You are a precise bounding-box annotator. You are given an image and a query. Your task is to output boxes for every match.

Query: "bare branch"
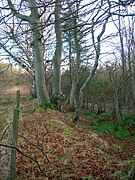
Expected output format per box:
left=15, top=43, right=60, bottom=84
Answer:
left=18, top=132, right=50, bottom=163
left=0, top=42, right=34, bottom=76
left=7, top=0, right=30, bottom=22
left=0, top=123, right=12, bottom=141
left=0, top=143, right=50, bottom=178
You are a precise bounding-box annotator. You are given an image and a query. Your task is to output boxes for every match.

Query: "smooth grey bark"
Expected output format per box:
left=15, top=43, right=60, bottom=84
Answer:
left=70, top=80, right=77, bottom=110
left=70, top=14, right=81, bottom=109
left=52, top=0, right=63, bottom=106
left=68, top=32, right=76, bottom=109
left=65, top=1, right=81, bottom=110
left=30, top=3, right=50, bottom=104
left=113, top=87, right=122, bottom=122
left=118, top=13, right=127, bottom=76
left=69, top=37, right=80, bottom=110
left=76, top=15, right=110, bottom=116
left=7, top=0, right=50, bottom=105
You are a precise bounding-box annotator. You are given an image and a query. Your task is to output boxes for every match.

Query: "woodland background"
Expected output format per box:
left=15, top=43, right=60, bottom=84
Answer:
left=0, top=0, right=135, bottom=179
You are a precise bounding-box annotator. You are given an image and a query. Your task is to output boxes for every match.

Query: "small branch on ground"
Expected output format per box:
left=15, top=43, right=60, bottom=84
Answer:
left=0, top=143, right=50, bottom=178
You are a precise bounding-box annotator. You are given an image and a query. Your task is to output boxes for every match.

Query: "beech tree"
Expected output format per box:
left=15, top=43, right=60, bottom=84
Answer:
left=51, top=0, right=63, bottom=107
left=62, top=0, right=93, bottom=111
left=74, top=0, right=135, bottom=116
left=0, top=0, right=134, bottom=112
left=63, top=0, right=82, bottom=110
left=6, top=0, right=50, bottom=105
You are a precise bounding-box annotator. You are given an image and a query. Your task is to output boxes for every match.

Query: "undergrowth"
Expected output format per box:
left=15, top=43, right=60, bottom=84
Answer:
left=34, top=103, right=55, bottom=112
left=86, top=111, right=135, bottom=142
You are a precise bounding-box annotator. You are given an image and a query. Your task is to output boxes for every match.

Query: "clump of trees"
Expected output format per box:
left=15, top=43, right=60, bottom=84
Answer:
left=0, top=0, right=134, bottom=115
left=0, top=1, right=135, bottom=178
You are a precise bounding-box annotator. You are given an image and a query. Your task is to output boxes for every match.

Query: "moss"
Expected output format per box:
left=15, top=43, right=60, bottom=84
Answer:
left=60, top=124, right=76, bottom=136
left=34, top=103, right=55, bottom=112
left=47, top=119, right=77, bottom=137
left=47, top=119, right=58, bottom=126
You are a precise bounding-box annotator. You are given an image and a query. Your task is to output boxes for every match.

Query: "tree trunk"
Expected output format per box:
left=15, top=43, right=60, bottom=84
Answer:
left=30, top=76, right=37, bottom=98
left=76, top=15, right=110, bottom=117
left=70, top=80, right=77, bottom=111
left=32, top=28, right=50, bottom=104
left=52, top=0, right=63, bottom=107
left=69, top=12, right=81, bottom=110
left=30, top=0, right=50, bottom=105
left=114, top=88, right=122, bottom=122
left=7, top=0, right=50, bottom=105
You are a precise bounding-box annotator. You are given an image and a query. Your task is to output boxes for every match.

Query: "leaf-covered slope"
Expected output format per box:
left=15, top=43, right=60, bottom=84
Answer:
left=16, top=100, right=126, bottom=179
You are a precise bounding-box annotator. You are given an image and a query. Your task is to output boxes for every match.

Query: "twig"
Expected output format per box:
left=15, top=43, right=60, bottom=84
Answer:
left=18, top=132, right=50, bottom=163
left=0, top=143, right=50, bottom=178
left=0, top=127, right=12, bottom=168
left=0, top=122, right=12, bottom=141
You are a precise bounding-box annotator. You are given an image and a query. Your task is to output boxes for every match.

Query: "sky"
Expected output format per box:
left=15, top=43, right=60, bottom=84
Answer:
left=0, top=0, right=135, bottom=67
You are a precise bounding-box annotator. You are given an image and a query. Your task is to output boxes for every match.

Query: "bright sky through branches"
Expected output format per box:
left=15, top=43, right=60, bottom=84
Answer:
left=0, top=0, right=135, bottom=66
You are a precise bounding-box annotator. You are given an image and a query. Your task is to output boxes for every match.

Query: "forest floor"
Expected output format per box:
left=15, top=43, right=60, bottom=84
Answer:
left=0, top=90, right=135, bottom=179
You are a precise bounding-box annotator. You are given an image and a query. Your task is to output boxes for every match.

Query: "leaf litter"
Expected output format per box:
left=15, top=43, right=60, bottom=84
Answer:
left=1, top=99, right=135, bottom=179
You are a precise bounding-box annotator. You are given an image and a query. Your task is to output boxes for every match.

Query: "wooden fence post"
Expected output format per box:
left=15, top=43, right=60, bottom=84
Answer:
left=9, top=90, right=20, bottom=180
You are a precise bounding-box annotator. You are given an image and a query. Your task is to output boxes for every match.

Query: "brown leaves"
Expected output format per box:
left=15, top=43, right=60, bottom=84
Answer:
left=14, top=100, right=134, bottom=179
